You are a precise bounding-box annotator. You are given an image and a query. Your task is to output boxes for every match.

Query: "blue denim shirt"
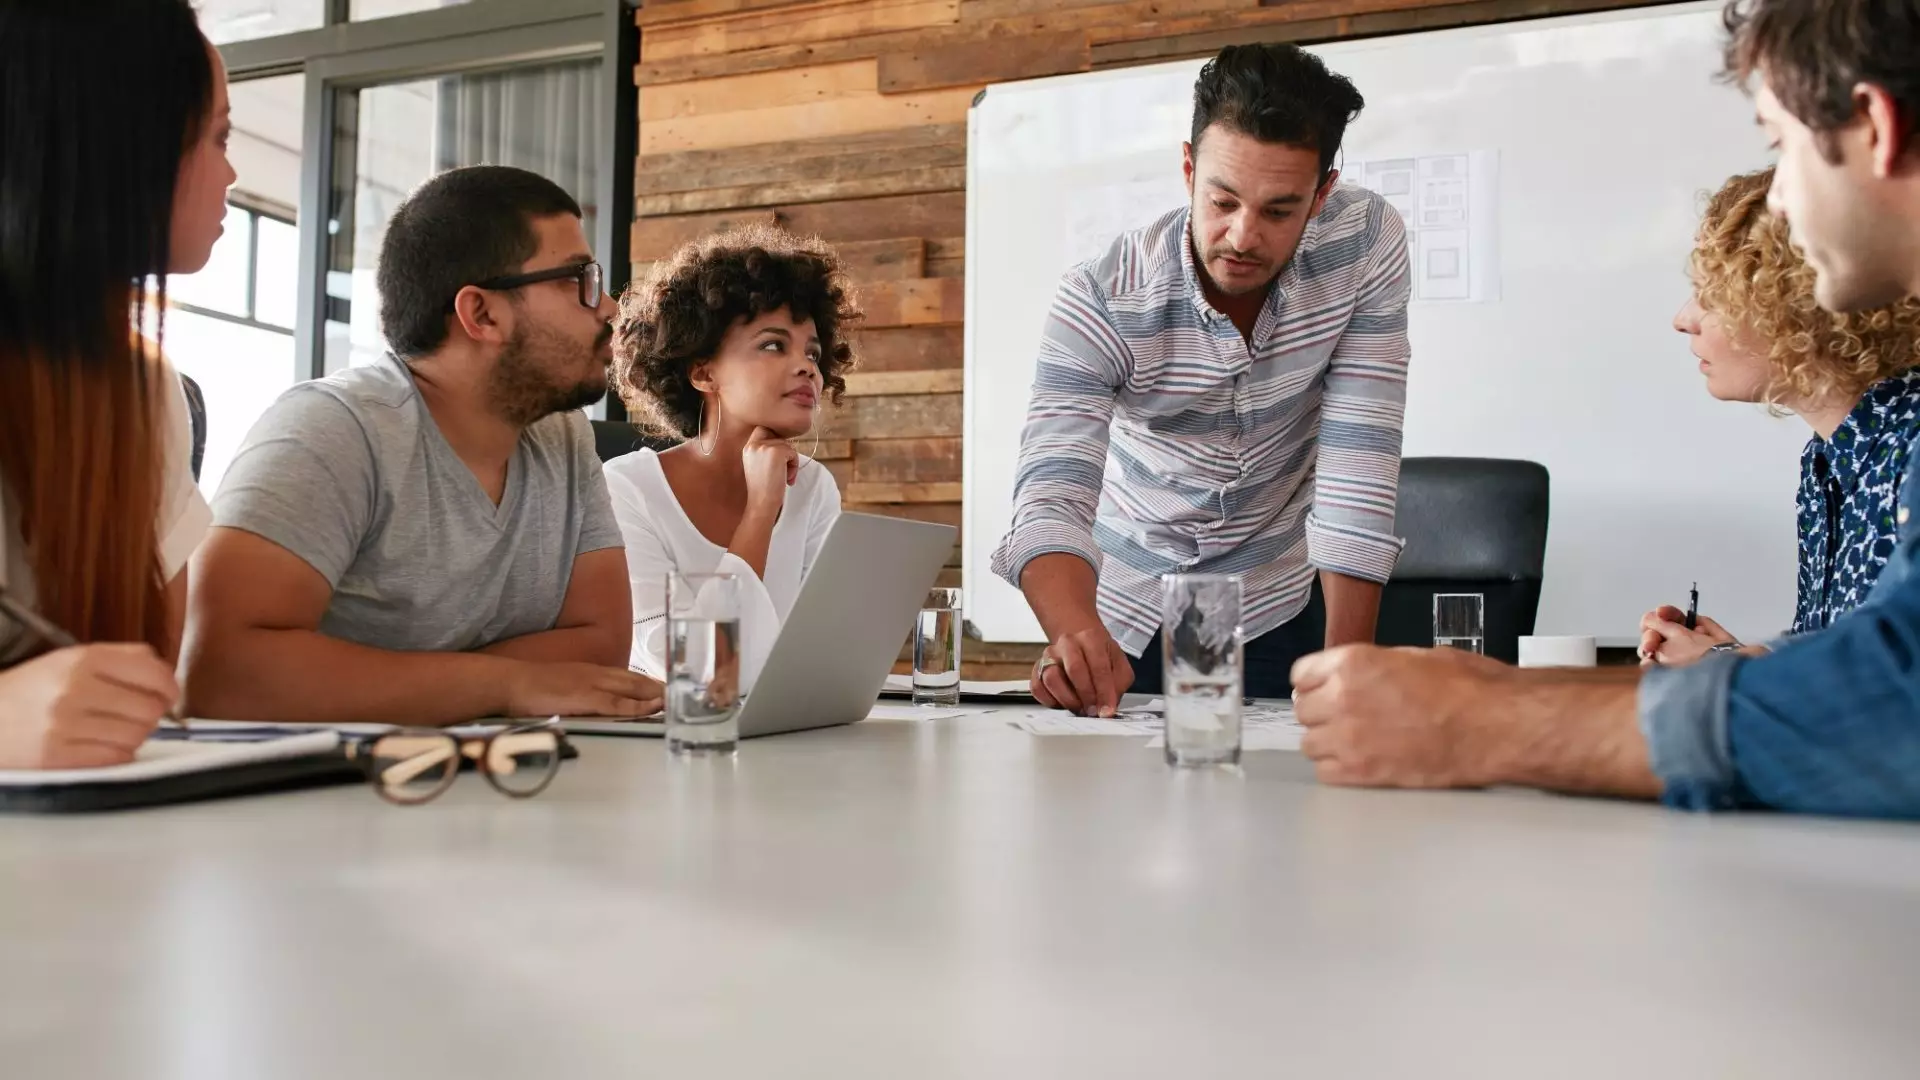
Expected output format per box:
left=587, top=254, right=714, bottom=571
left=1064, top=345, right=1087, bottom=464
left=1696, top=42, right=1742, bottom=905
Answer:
left=1639, top=436, right=1920, bottom=818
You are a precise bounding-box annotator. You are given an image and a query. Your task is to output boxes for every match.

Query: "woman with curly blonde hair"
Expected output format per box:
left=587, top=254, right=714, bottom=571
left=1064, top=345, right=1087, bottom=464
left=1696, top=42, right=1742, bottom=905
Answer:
left=604, top=225, right=861, bottom=690
left=1643, top=167, right=1920, bottom=665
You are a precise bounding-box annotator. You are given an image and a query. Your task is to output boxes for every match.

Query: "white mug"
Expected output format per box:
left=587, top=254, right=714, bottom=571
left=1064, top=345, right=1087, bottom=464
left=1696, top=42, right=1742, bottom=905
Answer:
left=1517, top=635, right=1598, bottom=668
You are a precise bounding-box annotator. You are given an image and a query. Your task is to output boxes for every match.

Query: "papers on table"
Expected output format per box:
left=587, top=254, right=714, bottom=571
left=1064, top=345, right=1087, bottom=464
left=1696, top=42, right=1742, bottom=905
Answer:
left=999, top=699, right=1303, bottom=752
left=881, top=674, right=1035, bottom=700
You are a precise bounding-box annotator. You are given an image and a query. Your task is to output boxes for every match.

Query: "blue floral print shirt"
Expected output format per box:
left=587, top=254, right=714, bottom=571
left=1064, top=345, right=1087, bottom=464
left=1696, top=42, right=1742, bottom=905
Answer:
left=1792, top=369, right=1920, bottom=634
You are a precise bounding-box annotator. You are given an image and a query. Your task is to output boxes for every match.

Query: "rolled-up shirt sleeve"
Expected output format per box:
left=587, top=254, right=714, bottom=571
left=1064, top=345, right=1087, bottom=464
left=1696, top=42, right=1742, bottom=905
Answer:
left=1639, top=555, right=1920, bottom=818
left=1305, top=204, right=1411, bottom=584
left=989, top=267, right=1128, bottom=588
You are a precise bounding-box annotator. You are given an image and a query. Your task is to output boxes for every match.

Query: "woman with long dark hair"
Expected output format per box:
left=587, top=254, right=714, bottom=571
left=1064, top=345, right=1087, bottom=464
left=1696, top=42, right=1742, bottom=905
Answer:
left=0, top=0, right=235, bottom=767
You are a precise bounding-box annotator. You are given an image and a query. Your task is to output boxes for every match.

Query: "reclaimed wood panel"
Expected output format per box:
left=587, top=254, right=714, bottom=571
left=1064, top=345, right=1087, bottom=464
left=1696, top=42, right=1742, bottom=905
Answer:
left=639, top=83, right=980, bottom=155
left=639, top=59, right=879, bottom=123
left=635, top=0, right=813, bottom=26
left=853, top=437, right=962, bottom=483
left=808, top=438, right=854, bottom=460
left=631, top=208, right=778, bottom=262
left=852, top=326, right=963, bottom=372
left=833, top=238, right=927, bottom=279
left=844, top=481, right=964, bottom=503
left=638, top=165, right=966, bottom=215
left=842, top=369, right=962, bottom=396
left=876, top=29, right=1091, bottom=93
left=818, top=393, right=961, bottom=440
left=858, top=277, right=964, bottom=327
left=637, top=124, right=964, bottom=197
left=634, top=0, right=1246, bottom=85
left=642, top=0, right=961, bottom=63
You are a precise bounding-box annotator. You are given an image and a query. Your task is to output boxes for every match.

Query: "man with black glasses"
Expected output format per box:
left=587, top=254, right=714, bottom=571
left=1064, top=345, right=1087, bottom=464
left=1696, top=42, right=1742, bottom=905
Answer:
left=183, top=165, right=663, bottom=725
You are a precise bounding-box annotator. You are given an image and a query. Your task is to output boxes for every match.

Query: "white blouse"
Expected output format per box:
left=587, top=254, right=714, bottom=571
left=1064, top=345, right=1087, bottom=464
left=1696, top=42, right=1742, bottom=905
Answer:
left=0, top=359, right=211, bottom=664
left=603, top=449, right=841, bottom=692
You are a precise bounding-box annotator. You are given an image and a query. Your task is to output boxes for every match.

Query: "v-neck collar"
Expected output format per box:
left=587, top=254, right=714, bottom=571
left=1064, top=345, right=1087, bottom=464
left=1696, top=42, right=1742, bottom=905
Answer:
left=389, top=354, right=523, bottom=528
left=645, top=450, right=788, bottom=552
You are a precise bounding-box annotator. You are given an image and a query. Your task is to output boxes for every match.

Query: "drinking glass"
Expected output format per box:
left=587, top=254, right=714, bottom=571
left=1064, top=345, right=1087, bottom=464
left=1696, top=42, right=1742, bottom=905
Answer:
left=1433, top=593, right=1486, bottom=654
left=666, top=572, right=742, bottom=757
left=1160, top=573, right=1244, bottom=767
left=913, top=587, right=963, bottom=706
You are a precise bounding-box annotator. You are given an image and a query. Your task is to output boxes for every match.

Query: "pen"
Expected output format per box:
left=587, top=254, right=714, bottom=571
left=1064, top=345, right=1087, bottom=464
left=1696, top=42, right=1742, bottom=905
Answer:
left=0, top=584, right=187, bottom=729
left=1685, top=582, right=1699, bottom=632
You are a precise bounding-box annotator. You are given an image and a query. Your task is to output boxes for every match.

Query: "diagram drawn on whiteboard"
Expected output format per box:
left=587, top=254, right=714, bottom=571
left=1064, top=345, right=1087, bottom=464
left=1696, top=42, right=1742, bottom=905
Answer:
left=1350, top=151, right=1500, bottom=303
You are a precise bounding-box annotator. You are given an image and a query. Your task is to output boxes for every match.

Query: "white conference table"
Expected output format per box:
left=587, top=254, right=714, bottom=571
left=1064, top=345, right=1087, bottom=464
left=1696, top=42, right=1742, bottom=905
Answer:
left=4, top=710, right=1919, bottom=1078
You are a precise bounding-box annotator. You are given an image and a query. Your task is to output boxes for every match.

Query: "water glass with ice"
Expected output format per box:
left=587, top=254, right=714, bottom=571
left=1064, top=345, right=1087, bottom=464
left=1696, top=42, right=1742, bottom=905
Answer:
left=1160, top=573, right=1244, bottom=768
left=666, top=572, right=742, bottom=757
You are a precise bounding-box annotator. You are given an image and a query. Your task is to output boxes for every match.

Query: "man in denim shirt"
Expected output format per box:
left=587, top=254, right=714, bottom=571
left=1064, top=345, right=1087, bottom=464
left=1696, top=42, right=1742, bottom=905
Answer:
left=1288, top=0, right=1920, bottom=819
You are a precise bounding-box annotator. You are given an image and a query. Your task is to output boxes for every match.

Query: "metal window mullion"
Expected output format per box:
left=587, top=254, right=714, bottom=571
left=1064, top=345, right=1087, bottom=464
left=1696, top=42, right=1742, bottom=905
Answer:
left=244, top=208, right=261, bottom=322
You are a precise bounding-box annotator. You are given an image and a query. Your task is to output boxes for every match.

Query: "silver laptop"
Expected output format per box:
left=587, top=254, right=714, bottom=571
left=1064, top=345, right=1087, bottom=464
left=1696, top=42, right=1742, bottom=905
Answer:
left=564, top=511, right=955, bottom=738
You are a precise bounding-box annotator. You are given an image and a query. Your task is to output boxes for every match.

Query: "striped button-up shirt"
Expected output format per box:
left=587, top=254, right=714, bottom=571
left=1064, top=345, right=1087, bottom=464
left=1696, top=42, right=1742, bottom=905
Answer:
left=990, top=188, right=1412, bottom=654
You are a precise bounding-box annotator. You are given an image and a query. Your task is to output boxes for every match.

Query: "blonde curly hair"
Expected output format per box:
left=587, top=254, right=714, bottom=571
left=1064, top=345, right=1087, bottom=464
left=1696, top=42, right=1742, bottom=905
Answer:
left=1693, top=168, right=1920, bottom=410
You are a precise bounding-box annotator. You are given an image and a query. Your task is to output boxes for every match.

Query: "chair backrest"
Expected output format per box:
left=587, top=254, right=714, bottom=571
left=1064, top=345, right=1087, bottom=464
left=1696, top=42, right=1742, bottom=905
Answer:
left=590, top=419, right=675, bottom=463
left=1378, top=457, right=1550, bottom=663
left=179, top=372, right=207, bottom=482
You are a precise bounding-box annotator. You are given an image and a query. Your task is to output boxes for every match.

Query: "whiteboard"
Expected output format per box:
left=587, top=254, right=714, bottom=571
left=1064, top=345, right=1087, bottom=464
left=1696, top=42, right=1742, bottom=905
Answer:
left=963, top=2, right=1803, bottom=646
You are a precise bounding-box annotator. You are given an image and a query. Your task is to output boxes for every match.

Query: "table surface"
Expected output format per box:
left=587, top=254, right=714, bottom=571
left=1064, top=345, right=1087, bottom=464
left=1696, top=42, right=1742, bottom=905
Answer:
left=5, top=712, right=1919, bottom=1079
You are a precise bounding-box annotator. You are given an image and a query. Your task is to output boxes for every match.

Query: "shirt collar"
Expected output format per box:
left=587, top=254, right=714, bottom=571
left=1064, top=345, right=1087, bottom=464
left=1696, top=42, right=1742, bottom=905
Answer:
left=1816, top=368, right=1920, bottom=488
left=1176, top=206, right=1302, bottom=336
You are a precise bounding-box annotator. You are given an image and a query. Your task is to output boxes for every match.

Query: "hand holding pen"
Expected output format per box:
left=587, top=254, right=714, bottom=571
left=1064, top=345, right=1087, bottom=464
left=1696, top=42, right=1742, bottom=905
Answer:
left=0, top=584, right=185, bottom=770
left=1638, top=583, right=1737, bottom=666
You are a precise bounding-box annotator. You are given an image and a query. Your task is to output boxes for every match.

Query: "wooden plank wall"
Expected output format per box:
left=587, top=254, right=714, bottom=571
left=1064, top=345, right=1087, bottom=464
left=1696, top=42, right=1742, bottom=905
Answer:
left=631, top=0, right=1670, bottom=679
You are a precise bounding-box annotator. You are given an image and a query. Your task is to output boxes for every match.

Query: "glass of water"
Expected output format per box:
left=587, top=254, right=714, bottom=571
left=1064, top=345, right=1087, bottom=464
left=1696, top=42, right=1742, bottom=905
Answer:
left=1160, top=573, right=1244, bottom=768
left=1433, top=593, right=1486, bottom=654
left=666, top=572, right=742, bottom=757
left=913, top=587, right=963, bottom=706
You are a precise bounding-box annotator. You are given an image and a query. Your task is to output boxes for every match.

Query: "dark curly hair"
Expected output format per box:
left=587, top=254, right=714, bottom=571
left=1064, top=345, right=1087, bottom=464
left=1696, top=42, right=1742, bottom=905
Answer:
left=614, top=225, right=860, bottom=439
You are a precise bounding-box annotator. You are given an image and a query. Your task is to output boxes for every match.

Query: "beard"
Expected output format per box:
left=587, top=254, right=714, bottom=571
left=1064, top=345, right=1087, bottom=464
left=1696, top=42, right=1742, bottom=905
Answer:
left=488, top=319, right=610, bottom=427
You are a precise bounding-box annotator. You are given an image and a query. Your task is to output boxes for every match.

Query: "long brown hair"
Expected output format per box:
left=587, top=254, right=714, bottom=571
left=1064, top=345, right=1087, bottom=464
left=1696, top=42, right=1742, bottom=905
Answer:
left=0, top=1, right=214, bottom=649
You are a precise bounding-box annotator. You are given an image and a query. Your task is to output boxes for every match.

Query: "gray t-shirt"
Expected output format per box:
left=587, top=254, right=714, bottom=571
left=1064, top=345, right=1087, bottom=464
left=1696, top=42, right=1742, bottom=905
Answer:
left=211, top=356, right=623, bottom=652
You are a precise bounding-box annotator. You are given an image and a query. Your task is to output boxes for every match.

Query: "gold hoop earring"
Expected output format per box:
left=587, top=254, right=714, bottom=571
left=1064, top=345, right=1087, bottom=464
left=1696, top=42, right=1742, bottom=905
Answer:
left=697, top=396, right=720, bottom=458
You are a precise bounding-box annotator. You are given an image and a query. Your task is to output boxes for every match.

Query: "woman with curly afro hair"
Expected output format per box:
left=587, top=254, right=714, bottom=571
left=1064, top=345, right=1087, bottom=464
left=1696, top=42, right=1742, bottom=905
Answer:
left=603, top=225, right=862, bottom=688
left=1642, top=167, right=1920, bottom=666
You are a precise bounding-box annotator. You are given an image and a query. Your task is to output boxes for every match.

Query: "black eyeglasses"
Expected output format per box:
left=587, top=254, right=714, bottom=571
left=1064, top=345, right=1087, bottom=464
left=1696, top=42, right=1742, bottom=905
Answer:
left=468, top=260, right=604, bottom=310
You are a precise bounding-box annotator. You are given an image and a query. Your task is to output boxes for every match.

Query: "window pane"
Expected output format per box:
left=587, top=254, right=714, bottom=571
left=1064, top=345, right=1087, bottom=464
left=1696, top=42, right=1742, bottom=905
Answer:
left=350, top=0, right=471, bottom=18
left=325, top=58, right=604, bottom=372
left=164, top=312, right=295, bottom=493
left=166, top=212, right=252, bottom=317
left=198, top=0, right=325, bottom=44
left=160, top=73, right=305, bottom=495
left=254, top=215, right=300, bottom=330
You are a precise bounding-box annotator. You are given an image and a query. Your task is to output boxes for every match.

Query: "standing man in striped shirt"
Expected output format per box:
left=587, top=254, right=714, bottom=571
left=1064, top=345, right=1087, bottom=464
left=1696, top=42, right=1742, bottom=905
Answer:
left=991, top=43, right=1412, bottom=716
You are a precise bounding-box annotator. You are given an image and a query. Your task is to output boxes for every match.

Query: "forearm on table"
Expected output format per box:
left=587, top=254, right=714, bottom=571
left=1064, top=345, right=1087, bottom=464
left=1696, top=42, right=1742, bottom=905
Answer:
left=479, top=622, right=628, bottom=666
left=1318, top=570, right=1383, bottom=648
left=183, top=629, right=523, bottom=725
left=1475, top=675, right=1661, bottom=800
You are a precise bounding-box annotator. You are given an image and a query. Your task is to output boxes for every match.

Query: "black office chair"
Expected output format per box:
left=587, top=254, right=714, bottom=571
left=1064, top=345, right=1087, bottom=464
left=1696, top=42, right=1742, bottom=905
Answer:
left=590, top=419, right=675, bottom=463
left=1376, top=457, right=1550, bottom=664
left=180, top=372, right=207, bottom=482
